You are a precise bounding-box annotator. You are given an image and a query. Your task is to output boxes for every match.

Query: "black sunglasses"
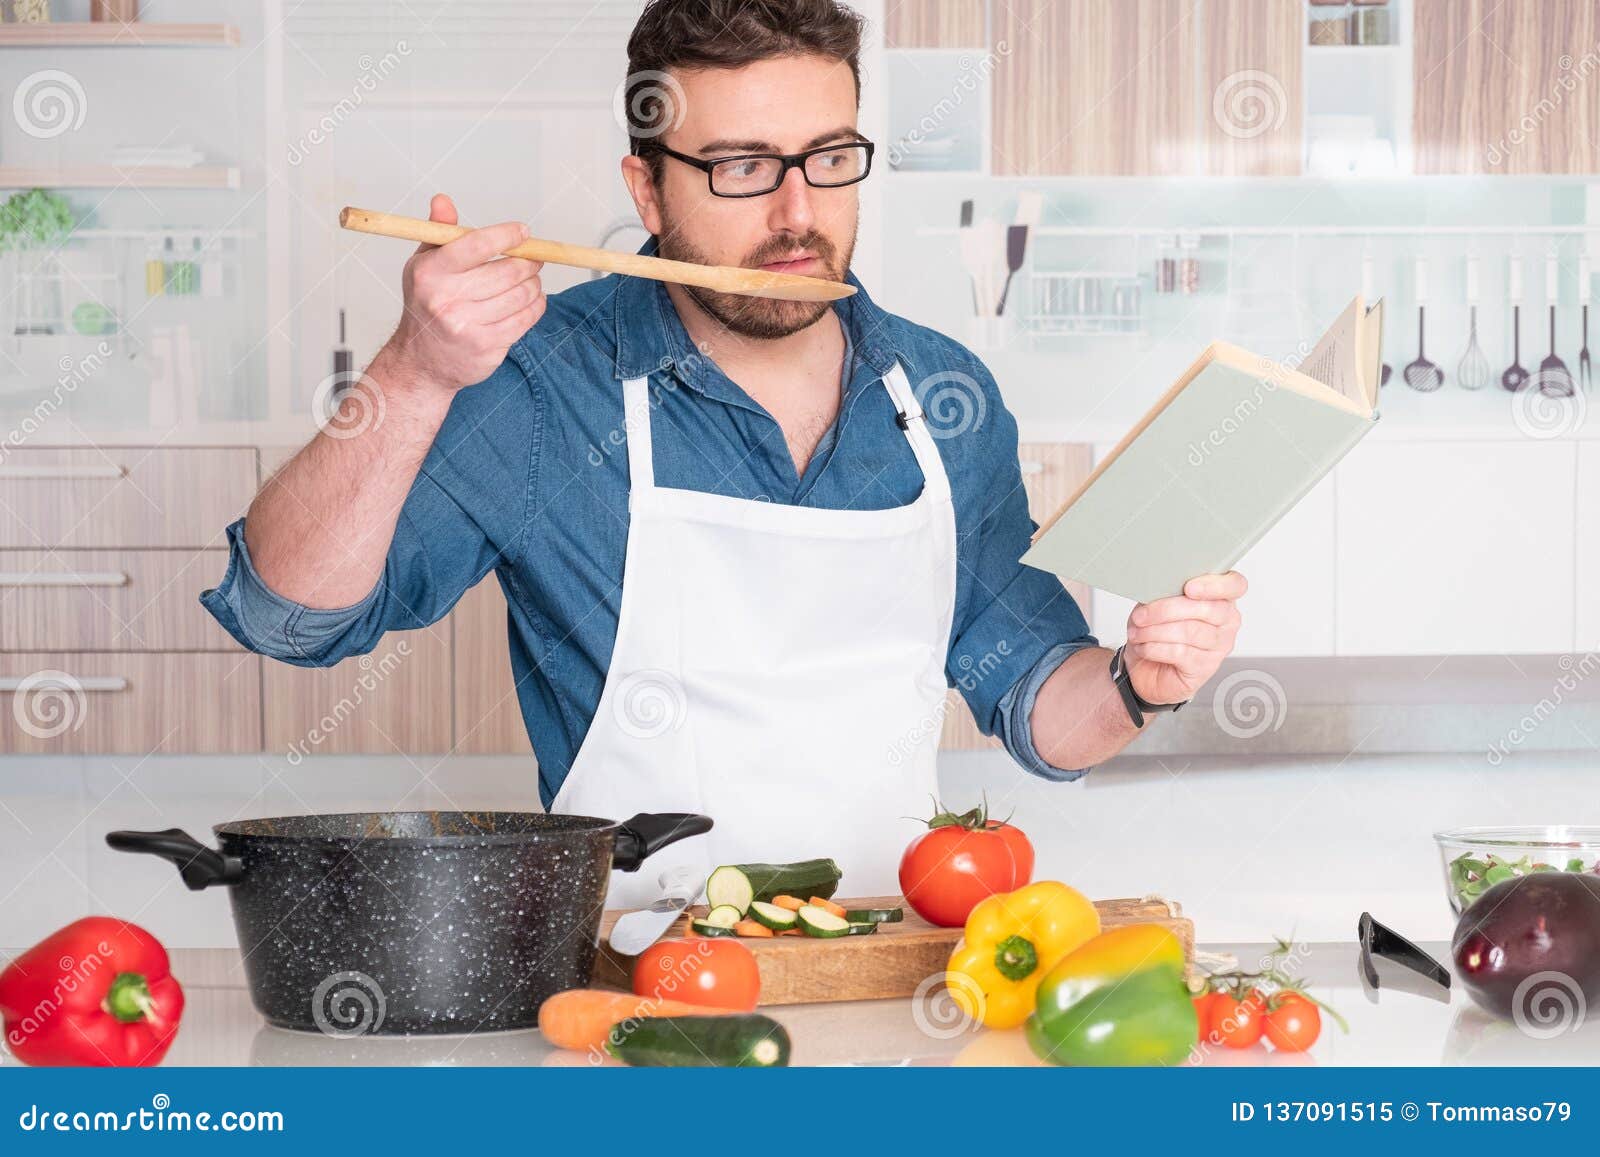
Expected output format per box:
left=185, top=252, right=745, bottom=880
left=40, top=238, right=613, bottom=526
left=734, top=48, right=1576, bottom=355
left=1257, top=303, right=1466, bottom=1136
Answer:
left=643, top=140, right=875, bottom=198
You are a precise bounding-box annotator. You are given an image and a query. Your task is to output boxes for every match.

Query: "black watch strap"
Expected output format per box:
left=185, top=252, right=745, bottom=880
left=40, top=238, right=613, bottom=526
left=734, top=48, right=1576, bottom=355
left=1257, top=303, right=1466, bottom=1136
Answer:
left=1109, top=645, right=1186, bottom=728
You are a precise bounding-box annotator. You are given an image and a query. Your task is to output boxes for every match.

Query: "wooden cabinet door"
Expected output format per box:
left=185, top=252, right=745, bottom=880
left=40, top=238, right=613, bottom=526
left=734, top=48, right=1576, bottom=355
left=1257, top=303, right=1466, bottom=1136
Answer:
left=262, top=625, right=453, bottom=756
left=1202, top=0, right=1303, bottom=175
left=992, top=0, right=1199, bottom=176
left=940, top=443, right=1094, bottom=751
left=1335, top=439, right=1577, bottom=655
left=1415, top=0, right=1600, bottom=174
left=884, top=0, right=986, bottom=48
left=452, top=576, right=534, bottom=756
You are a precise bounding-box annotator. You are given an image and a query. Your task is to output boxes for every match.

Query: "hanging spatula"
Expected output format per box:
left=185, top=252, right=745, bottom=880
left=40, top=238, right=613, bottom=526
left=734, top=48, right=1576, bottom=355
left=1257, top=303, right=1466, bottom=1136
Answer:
left=339, top=207, right=854, bottom=302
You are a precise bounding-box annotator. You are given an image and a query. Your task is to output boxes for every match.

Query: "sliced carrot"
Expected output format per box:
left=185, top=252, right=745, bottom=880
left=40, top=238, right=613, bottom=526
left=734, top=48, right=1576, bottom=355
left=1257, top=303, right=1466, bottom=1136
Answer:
left=809, top=896, right=848, bottom=919
left=732, top=920, right=774, bottom=938
left=778, top=928, right=804, bottom=936
left=771, top=895, right=806, bottom=911
left=537, top=988, right=718, bottom=1052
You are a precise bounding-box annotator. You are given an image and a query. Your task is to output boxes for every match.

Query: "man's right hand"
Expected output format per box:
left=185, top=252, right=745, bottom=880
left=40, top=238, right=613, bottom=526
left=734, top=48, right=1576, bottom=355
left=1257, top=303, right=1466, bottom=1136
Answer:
left=377, top=193, right=546, bottom=396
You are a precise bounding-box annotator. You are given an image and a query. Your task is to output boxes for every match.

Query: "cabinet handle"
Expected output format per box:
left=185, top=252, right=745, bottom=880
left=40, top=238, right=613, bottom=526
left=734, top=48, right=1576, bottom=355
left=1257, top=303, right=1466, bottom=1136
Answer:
left=0, top=465, right=126, bottom=480
left=1019, top=460, right=1045, bottom=475
left=0, top=675, right=128, bottom=693
left=0, top=571, right=129, bottom=587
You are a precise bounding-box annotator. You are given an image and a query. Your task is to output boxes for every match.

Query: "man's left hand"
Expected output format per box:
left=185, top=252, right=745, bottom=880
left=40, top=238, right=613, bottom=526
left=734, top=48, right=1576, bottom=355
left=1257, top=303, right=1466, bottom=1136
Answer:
left=1123, top=571, right=1247, bottom=706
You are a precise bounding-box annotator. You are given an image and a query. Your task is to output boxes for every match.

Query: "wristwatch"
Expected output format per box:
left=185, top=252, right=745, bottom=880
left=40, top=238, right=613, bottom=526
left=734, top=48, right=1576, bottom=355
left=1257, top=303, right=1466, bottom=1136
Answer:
left=1108, top=645, right=1187, bottom=728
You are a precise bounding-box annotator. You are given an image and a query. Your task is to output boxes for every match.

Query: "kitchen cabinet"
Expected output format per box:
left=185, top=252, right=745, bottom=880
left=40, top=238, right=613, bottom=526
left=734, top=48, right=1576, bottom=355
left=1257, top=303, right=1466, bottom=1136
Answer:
left=453, top=576, right=534, bottom=756
left=1334, top=439, right=1577, bottom=655
left=262, top=626, right=453, bottom=757
left=0, top=447, right=256, bottom=548
left=940, top=442, right=1094, bottom=751
left=1577, top=443, right=1600, bottom=651
left=1414, top=0, right=1600, bottom=175
left=1202, top=0, right=1303, bottom=176
left=991, top=0, right=1199, bottom=176
left=884, top=0, right=986, bottom=48
left=0, top=549, right=235, bottom=652
left=0, top=652, right=261, bottom=754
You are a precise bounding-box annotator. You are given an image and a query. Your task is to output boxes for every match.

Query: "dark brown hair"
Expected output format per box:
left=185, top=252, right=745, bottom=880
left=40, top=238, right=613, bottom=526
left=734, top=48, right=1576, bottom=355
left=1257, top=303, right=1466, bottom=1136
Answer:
left=624, top=0, right=865, bottom=163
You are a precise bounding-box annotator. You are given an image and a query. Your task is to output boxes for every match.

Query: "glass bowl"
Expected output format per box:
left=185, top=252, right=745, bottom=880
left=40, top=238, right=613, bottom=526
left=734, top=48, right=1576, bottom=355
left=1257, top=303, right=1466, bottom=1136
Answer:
left=1434, top=825, right=1600, bottom=914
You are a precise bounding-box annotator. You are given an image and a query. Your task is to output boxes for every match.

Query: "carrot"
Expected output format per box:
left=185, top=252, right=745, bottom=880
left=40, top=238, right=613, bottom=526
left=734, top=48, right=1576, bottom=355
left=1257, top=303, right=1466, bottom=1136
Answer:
left=809, top=896, right=848, bottom=919
left=733, top=920, right=774, bottom=937
left=537, top=988, right=717, bottom=1052
left=772, top=895, right=806, bottom=911
left=778, top=928, right=804, bottom=936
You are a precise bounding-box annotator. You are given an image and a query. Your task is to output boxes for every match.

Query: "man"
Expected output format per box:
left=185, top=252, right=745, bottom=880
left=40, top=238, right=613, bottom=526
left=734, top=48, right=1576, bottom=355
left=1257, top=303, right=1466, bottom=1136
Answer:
left=204, top=0, right=1246, bottom=904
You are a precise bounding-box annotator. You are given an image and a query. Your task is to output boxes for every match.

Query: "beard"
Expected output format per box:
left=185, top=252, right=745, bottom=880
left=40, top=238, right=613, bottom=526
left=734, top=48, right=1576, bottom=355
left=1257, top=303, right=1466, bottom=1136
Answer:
left=655, top=209, right=856, bottom=340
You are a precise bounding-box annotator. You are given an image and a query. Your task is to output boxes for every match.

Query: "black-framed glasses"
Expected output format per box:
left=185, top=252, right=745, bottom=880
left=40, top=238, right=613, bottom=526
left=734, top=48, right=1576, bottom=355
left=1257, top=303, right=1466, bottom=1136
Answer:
left=646, top=140, right=875, bottom=198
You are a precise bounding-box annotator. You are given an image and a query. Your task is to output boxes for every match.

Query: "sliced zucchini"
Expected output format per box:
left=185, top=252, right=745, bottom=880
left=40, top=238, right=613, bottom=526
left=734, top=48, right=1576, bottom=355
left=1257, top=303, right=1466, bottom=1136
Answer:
left=704, top=904, right=742, bottom=929
left=844, top=922, right=880, bottom=936
left=796, top=904, right=852, bottom=938
left=843, top=907, right=904, bottom=924
left=689, top=918, right=738, bottom=937
left=705, top=864, right=755, bottom=915
left=747, top=900, right=799, bottom=931
left=607, top=1013, right=791, bottom=1068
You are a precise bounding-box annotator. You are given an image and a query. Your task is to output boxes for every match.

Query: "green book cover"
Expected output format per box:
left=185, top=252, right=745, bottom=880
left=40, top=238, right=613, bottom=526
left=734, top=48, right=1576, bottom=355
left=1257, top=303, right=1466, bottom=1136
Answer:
left=1021, top=299, right=1382, bottom=604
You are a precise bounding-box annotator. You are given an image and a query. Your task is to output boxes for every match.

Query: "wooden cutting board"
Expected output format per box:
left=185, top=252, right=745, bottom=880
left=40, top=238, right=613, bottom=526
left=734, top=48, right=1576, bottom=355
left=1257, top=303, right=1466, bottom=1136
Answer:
left=592, top=895, right=1193, bottom=1006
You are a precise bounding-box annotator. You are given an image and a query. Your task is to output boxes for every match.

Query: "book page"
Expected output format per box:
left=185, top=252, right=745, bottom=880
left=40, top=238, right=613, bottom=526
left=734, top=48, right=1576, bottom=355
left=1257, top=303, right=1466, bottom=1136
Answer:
left=1296, top=296, right=1369, bottom=408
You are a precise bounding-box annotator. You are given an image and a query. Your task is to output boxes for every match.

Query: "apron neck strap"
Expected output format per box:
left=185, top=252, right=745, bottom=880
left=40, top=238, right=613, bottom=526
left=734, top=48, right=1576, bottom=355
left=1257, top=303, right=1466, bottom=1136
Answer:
left=622, top=375, right=656, bottom=492
left=881, top=362, right=953, bottom=501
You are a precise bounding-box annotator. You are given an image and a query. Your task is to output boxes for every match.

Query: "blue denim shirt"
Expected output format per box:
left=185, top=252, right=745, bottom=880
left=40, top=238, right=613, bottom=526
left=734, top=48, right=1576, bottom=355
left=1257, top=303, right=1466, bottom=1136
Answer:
left=201, top=265, right=1097, bottom=805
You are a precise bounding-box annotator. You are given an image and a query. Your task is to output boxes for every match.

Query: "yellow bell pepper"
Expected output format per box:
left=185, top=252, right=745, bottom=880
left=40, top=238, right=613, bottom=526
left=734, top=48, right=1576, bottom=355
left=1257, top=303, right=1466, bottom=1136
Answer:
left=946, top=881, right=1101, bottom=1028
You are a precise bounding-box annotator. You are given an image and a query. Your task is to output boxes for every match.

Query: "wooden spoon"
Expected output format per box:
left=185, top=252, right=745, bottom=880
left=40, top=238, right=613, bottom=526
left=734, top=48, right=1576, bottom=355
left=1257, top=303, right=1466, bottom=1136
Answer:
left=339, top=207, right=854, bottom=303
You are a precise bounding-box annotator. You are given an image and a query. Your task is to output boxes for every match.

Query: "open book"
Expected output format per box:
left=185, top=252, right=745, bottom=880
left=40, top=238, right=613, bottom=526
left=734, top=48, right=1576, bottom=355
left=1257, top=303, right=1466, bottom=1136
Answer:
left=1021, top=297, right=1383, bottom=604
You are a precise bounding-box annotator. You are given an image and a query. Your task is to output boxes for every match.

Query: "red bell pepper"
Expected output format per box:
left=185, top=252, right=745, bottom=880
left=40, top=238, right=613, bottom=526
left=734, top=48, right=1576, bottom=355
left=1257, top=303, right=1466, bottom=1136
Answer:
left=0, top=916, right=184, bottom=1067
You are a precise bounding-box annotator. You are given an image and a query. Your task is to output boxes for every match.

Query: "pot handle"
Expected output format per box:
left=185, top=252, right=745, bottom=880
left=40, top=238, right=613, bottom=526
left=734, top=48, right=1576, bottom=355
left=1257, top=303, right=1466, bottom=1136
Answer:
left=612, top=813, right=713, bottom=872
left=105, top=828, right=245, bottom=891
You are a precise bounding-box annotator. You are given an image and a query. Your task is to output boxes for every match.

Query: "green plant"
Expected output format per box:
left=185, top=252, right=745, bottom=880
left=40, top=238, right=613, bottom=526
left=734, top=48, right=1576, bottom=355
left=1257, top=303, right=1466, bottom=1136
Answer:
left=0, top=189, right=76, bottom=251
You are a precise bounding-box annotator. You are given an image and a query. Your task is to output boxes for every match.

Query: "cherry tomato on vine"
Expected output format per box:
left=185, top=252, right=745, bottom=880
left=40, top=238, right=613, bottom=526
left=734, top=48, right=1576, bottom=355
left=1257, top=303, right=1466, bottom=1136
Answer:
left=1263, top=991, right=1322, bottom=1052
left=1211, top=988, right=1267, bottom=1049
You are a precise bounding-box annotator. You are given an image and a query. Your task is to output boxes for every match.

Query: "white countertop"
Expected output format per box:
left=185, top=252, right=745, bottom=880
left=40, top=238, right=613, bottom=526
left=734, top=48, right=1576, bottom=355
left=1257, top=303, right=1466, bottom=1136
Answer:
left=10, top=941, right=1590, bottom=1068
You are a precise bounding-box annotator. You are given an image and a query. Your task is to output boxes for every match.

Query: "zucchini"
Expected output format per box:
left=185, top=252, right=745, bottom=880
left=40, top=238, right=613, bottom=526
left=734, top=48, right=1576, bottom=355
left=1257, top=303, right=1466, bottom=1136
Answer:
left=704, top=904, right=742, bottom=929
left=689, top=918, right=738, bottom=937
left=845, top=922, right=880, bottom=936
left=797, top=904, right=852, bottom=938
left=704, top=865, right=755, bottom=915
left=747, top=900, right=799, bottom=931
left=606, top=1014, right=791, bottom=1068
left=843, top=907, right=904, bottom=924
left=706, top=859, right=843, bottom=914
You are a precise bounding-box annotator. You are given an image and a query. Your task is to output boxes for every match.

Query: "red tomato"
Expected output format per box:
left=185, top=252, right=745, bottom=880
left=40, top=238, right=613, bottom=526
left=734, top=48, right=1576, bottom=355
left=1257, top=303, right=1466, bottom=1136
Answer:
left=899, top=821, right=1033, bottom=927
left=1212, top=989, right=1267, bottom=1049
left=631, top=939, right=759, bottom=1012
left=1263, top=991, right=1322, bottom=1053
left=1192, top=990, right=1229, bottom=1043
left=986, top=821, right=1035, bottom=887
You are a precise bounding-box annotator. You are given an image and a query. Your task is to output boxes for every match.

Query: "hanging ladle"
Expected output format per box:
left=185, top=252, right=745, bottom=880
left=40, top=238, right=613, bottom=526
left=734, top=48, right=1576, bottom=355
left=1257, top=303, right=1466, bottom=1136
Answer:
left=1403, top=258, right=1443, bottom=391
left=1502, top=255, right=1531, bottom=391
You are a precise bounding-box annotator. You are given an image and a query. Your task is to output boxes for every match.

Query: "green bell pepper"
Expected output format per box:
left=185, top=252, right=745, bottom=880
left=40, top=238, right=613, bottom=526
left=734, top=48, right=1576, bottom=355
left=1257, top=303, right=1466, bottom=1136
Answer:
left=1025, top=923, right=1198, bottom=1066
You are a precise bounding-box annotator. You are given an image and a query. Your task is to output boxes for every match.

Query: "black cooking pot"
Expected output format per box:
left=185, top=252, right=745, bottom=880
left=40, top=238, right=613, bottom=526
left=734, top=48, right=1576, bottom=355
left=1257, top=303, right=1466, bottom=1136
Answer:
left=106, top=810, right=710, bottom=1036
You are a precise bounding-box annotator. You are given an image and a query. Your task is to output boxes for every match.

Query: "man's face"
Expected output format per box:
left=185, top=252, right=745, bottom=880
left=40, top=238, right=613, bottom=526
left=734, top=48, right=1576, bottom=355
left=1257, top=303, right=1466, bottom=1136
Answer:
left=629, top=54, right=861, bottom=340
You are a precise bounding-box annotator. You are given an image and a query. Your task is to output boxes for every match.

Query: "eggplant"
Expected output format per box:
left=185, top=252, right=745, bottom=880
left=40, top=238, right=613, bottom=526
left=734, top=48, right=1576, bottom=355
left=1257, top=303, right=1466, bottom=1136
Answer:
left=1451, top=871, right=1600, bottom=1025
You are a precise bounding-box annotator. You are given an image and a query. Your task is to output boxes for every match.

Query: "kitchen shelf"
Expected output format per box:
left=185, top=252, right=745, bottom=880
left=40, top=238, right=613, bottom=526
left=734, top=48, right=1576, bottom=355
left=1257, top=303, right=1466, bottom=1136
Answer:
left=0, top=22, right=238, bottom=47
left=918, top=224, right=1600, bottom=239
left=0, top=166, right=240, bottom=190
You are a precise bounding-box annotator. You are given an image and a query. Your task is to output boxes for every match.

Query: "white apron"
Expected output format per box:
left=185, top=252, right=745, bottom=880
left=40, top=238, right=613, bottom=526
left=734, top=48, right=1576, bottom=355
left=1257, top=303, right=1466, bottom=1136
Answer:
left=551, top=363, right=957, bottom=908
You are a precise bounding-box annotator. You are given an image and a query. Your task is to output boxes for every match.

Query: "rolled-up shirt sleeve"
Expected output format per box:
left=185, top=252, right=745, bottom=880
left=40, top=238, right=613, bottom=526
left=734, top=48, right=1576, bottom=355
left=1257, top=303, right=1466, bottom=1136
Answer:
left=942, top=360, right=1099, bottom=779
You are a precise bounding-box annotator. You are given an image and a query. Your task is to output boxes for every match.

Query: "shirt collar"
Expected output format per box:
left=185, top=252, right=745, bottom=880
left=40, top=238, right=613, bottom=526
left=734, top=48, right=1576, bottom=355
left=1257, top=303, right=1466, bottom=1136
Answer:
left=610, top=237, right=904, bottom=391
